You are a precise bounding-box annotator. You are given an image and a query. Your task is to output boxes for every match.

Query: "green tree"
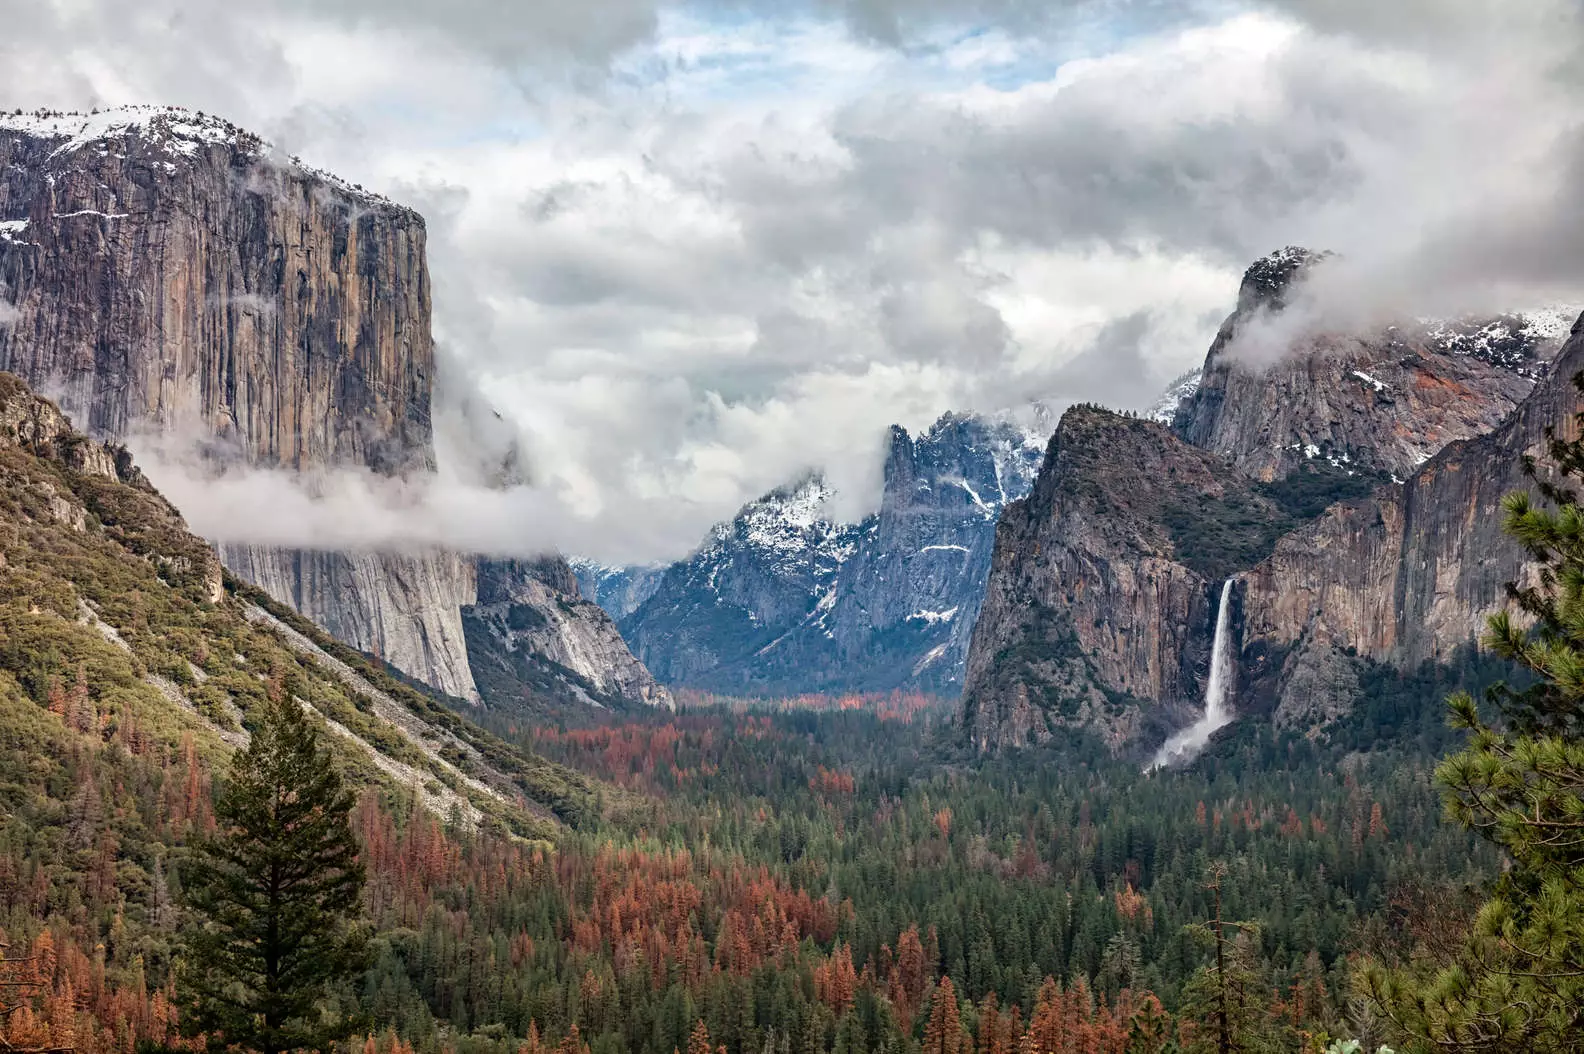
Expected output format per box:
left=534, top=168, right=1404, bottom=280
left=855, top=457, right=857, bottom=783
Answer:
left=1367, top=374, right=1584, bottom=1049
left=178, top=697, right=369, bottom=1054
left=1180, top=865, right=1274, bottom=1054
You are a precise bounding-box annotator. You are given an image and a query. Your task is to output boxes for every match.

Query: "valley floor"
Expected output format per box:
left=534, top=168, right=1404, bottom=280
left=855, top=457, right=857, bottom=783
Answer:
left=4, top=655, right=1505, bottom=1054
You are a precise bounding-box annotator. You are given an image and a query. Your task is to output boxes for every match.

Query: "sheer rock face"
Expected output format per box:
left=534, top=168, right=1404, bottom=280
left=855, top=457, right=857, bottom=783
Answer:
left=217, top=544, right=481, bottom=699
left=958, top=247, right=1581, bottom=752
left=1243, top=314, right=1584, bottom=681
left=0, top=108, right=434, bottom=471
left=0, top=108, right=665, bottom=709
left=959, top=407, right=1281, bottom=753
left=0, top=107, right=480, bottom=699
left=1173, top=248, right=1565, bottom=482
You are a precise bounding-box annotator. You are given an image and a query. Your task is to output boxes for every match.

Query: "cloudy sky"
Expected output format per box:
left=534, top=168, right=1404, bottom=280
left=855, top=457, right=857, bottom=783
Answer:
left=4, top=0, right=1583, bottom=562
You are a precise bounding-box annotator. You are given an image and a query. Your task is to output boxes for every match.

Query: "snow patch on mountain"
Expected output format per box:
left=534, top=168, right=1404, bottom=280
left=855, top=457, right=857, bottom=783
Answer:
left=1146, top=369, right=1203, bottom=424
left=1413, top=309, right=1579, bottom=377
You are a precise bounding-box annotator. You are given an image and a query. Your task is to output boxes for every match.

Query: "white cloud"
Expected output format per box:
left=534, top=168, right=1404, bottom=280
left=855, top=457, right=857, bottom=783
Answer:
left=2, top=0, right=1581, bottom=562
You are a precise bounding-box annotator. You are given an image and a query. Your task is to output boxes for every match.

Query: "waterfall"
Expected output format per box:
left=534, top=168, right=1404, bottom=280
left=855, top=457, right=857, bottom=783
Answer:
left=1150, top=578, right=1237, bottom=770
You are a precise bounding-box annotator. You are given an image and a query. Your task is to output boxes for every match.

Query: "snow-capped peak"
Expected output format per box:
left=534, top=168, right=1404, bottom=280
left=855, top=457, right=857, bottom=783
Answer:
left=1412, top=308, right=1579, bottom=377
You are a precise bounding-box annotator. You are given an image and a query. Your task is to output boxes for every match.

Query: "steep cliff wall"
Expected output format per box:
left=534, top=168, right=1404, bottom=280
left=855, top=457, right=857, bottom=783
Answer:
left=961, top=248, right=1584, bottom=750
left=0, top=106, right=482, bottom=698
left=0, top=107, right=433, bottom=470
left=823, top=414, right=1045, bottom=689
left=1241, top=312, right=1584, bottom=726
left=1174, top=248, right=1565, bottom=482
left=466, top=558, right=673, bottom=712
left=960, top=407, right=1291, bottom=752
left=0, top=107, right=666, bottom=711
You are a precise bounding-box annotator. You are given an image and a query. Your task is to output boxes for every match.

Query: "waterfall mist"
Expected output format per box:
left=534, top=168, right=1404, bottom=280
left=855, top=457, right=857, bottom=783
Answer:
left=1150, top=578, right=1237, bottom=770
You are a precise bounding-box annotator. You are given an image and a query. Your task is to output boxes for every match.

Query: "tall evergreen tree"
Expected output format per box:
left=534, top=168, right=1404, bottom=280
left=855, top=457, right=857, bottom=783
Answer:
left=1180, top=866, right=1273, bottom=1054
left=1368, top=374, right=1584, bottom=1050
left=177, top=696, right=369, bottom=1054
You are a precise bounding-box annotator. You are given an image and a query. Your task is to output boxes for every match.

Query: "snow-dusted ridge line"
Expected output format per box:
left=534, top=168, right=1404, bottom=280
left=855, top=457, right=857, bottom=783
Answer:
left=0, top=105, right=406, bottom=212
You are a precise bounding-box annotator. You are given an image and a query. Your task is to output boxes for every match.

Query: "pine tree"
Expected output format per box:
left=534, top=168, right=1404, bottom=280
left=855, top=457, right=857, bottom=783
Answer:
left=1180, top=866, right=1272, bottom=1054
left=177, top=697, right=369, bottom=1054
left=1364, top=374, right=1584, bottom=1048
left=923, top=977, right=963, bottom=1054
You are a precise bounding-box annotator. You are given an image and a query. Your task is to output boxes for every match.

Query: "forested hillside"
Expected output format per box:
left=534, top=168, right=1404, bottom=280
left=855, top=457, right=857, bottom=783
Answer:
left=0, top=362, right=1524, bottom=1051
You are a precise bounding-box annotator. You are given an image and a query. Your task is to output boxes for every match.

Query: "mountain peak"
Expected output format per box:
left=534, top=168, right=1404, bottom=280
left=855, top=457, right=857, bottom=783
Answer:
left=1237, top=246, right=1329, bottom=314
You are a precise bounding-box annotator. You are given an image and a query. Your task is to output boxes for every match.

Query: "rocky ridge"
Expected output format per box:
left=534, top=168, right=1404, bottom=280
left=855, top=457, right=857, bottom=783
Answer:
left=961, top=247, right=1580, bottom=754
left=1173, top=247, right=1567, bottom=482
left=0, top=369, right=597, bottom=835
left=618, top=412, right=1046, bottom=695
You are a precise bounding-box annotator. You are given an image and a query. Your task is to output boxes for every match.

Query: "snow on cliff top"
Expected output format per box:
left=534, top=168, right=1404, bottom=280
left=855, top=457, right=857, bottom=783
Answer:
left=0, top=105, right=404, bottom=211
left=1145, top=368, right=1203, bottom=424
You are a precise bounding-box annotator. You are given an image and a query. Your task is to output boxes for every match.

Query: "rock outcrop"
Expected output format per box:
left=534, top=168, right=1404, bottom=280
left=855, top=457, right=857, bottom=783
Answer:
left=1241, top=312, right=1584, bottom=709
left=960, top=248, right=1579, bottom=753
left=959, top=407, right=1289, bottom=752
left=1173, top=248, right=1567, bottom=482
left=0, top=107, right=665, bottom=710
left=617, top=412, right=1046, bottom=695
left=465, top=558, right=673, bottom=712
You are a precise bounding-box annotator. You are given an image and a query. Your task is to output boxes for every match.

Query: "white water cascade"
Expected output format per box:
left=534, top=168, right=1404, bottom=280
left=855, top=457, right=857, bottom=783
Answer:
left=1150, top=579, right=1237, bottom=770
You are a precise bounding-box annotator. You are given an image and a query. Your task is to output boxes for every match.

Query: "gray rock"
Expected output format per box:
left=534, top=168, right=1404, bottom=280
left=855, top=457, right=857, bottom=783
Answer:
left=618, top=412, right=1046, bottom=695
left=0, top=107, right=665, bottom=710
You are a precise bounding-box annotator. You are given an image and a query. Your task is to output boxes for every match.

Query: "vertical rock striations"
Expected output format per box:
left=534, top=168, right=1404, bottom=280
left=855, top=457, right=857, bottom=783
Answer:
left=0, top=107, right=481, bottom=699
left=1242, top=312, right=1584, bottom=726
left=465, top=558, right=673, bottom=712
left=959, top=407, right=1285, bottom=753
left=0, top=107, right=665, bottom=710
left=960, top=244, right=1583, bottom=752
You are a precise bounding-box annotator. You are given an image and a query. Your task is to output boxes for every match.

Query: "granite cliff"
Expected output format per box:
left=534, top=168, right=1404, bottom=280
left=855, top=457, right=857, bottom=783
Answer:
left=1241, top=313, right=1584, bottom=729
left=962, top=248, right=1578, bottom=755
left=0, top=107, right=661, bottom=711
left=1173, top=247, right=1566, bottom=481
left=959, top=407, right=1291, bottom=752
left=466, top=559, right=671, bottom=712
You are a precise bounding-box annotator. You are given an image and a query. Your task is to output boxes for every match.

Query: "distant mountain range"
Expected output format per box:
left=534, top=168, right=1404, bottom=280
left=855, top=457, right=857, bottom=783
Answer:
left=576, top=411, right=1047, bottom=696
